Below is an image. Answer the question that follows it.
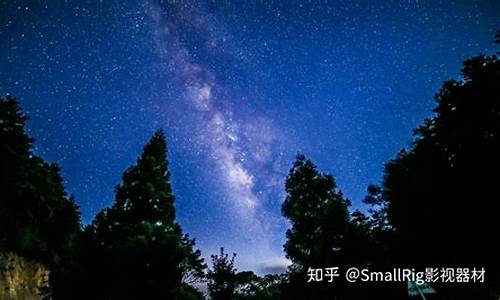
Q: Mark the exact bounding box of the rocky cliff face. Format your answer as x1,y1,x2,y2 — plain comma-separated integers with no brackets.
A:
0,252,50,300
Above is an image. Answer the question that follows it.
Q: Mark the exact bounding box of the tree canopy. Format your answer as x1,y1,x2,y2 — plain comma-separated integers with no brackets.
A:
81,130,205,299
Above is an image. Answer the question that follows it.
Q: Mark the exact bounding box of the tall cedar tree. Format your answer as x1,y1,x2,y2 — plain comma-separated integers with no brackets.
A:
83,130,204,299
371,54,500,299
0,96,81,297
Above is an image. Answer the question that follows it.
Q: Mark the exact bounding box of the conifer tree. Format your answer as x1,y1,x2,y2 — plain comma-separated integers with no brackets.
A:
86,130,204,299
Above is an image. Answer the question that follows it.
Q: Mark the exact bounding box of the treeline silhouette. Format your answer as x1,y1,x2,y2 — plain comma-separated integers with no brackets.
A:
1,42,499,299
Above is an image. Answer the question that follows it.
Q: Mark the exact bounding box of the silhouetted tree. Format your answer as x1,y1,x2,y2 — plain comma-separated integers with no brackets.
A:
83,130,205,299
281,155,406,299
207,248,239,300
282,155,350,268
207,247,287,300
369,54,500,299
0,96,81,298
281,155,352,298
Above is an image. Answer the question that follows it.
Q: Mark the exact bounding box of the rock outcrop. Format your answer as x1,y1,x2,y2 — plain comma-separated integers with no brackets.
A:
0,252,50,300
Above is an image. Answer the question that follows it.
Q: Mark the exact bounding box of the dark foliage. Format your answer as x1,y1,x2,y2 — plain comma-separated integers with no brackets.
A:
207,248,285,300
79,130,205,299
0,96,82,297
207,248,239,300
367,54,500,299
282,155,351,269
280,155,402,299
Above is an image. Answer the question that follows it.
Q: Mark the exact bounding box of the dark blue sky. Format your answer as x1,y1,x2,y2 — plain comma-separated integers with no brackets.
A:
1,0,499,273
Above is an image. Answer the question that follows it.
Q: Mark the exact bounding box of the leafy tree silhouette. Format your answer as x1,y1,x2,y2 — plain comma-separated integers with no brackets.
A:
281,154,353,299
207,248,239,300
207,247,275,300
0,96,81,298
282,155,350,268
367,54,500,299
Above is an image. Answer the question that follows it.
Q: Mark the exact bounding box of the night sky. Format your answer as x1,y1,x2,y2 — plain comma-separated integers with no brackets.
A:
1,0,499,273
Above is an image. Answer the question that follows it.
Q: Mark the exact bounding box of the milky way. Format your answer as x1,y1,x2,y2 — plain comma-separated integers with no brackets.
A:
147,0,289,270
1,0,498,273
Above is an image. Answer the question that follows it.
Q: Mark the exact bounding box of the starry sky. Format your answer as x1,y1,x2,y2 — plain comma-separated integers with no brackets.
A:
1,0,499,273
